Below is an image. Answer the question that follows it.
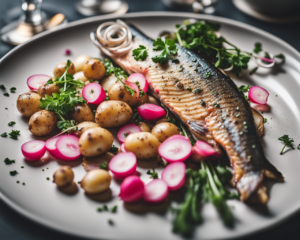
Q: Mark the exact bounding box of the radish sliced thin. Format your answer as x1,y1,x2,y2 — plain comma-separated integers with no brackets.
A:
194,140,217,158
137,104,166,121
127,73,149,93
120,143,127,152
55,135,80,161
125,81,140,103
119,175,145,202
248,86,269,105
45,136,61,159
109,152,137,179
161,162,186,191
117,124,141,143
143,179,168,203
21,140,46,161
82,82,106,105
27,74,51,91
158,137,192,163
167,134,189,141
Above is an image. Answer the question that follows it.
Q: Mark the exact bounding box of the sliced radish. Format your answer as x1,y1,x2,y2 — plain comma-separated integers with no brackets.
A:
109,152,137,179
82,82,106,105
127,73,149,93
27,74,51,91
190,146,204,162
119,175,145,202
166,134,189,141
194,140,217,158
45,136,61,159
125,81,140,103
158,137,192,163
21,140,46,161
117,124,141,143
143,179,168,203
55,135,80,161
137,104,166,121
120,143,127,152
161,162,186,191
248,86,269,105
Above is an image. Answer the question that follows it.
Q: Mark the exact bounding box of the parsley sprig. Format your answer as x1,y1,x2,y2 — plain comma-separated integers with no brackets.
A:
146,168,158,179
152,38,178,64
238,85,250,100
278,135,294,155
132,45,148,61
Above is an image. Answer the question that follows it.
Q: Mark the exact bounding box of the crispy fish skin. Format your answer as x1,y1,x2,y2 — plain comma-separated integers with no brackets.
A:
109,24,283,203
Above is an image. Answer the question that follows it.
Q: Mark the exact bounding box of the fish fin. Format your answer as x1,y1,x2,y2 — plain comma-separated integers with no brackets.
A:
264,160,284,181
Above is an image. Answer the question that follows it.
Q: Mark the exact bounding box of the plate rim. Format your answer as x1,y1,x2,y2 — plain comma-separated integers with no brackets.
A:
0,11,300,240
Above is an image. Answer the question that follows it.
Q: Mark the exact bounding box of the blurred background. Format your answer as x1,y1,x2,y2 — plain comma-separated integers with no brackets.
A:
0,0,300,239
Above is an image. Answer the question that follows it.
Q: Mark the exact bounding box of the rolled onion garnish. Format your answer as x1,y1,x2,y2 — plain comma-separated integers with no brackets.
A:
91,19,132,57
251,52,275,68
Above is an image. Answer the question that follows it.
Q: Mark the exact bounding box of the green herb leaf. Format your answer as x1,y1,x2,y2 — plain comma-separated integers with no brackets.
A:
132,45,148,61
108,219,114,225
110,145,118,152
4,158,15,165
100,162,108,170
103,205,108,211
10,170,18,176
9,130,20,139
111,205,118,213
206,72,211,78
1,132,7,137
152,38,178,64
297,144,300,150
238,85,250,93
249,67,258,75
278,135,294,155
10,87,16,93
264,118,267,123
133,108,142,122
253,42,262,53
0,85,5,90
3,93,9,97
146,168,159,179
8,121,16,127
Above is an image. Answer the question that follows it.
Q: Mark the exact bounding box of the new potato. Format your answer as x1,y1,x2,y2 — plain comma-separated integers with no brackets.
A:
74,55,91,72
138,122,151,132
83,59,105,80
95,100,133,128
81,169,111,194
29,110,57,136
73,121,100,138
79,127,113,157
73,71,88,83
38,83,60,98
70,104,95,123
16,92,41,117
124,132,161,159
53,166,74,188
53,62,75,78
108,82,139,106
151,122,180,142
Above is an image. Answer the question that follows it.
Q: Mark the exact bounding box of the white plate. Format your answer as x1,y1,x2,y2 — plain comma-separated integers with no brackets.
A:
0,12,300,240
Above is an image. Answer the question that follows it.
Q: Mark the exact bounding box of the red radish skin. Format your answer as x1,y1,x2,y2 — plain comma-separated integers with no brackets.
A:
117,124,141,143
158,137,192,163
161,162,186,191
27,74,51,91
194,140,217,158
109,152,137,179
45,136,61,159
137,104,166,121
55,135,80,161
127,73,149,93
166,135,189,141
248,86,269,105
190,146,204,162
21,140,46,161
82,83,106,105
119,175,145,202
125,81,140,103
120,143,127,152
143,179,168,203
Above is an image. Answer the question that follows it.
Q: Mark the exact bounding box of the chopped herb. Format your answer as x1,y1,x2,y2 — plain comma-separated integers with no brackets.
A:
46,177,50,180
178,65,184,72
5,108,8,110
3,93,9,96
139,90,145,98
9,130,20,139
178,98,181,101
97,207,102,212
238,85,250,93
103,205,108,211
100,162,108,170
298,144,300,150
157,159,168,167
194,88,201,94
152,38,178,64
133,108,142,122
211,91,215,94
172,58,180,63
124,133,129,137
206,72,211,78
89,79,93,83
275,53,285,62
8,121,16,127
249,67,258,75
10,170,18,176
187,87,192,91
278,135,294,155
1,132,7,137
110,145,118,152
4,158,15,164
253,42,262,53
264,118,267,123
42,169,44,171
0,84,5,90
146,168,159,179
108,219,114,225
21,166,24,168
22,182,25,186
104,90,109,100
132,45,148,61
10,87,16,93
111,205,118,213
16,181,20,184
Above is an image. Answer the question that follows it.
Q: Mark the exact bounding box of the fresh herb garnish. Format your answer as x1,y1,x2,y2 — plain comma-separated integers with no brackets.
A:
152,38,178,64
124,133,129,137
10,170,18,176
10,87,16,93
1,132,7,137
103,205,108,211
194,88,201,94
275,53,285,62
105,90,109,100
253,42,262,53
133,108,142,122
9,130,20,139
57,119,77,132
297,144,300,150
249,67,258,75
187,87,192,91
111,205,118,213
46,177,50,181
8,121,16,127
4,158,15,164
238,85,250,100
0,85,5,90
132,45,148,61
278,135,294,155
100,162,108,170
205,72,211,78
146,168,159,179
108,219,114,225
264,118,267,123
97,207,102,212
3,93,9,97
110,145,118,152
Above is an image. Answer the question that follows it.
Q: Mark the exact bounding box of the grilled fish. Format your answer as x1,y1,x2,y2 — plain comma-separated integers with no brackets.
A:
101,24,283,203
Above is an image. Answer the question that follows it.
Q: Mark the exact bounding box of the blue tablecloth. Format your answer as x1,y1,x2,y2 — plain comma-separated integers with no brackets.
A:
0,0,299,239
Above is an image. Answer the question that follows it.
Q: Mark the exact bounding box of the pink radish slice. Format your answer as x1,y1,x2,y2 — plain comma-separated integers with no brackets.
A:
55,135,80,161
125,81,140,103
137,104,166,121
82,82,106,105
194,140,217,158
120,143,127,152
143,179,168,203
190,146,204,162
21,140,46,161
166,134,189,141
158,137,192,163
248,86,269,105
127,73,149,93
119,175,145,202
27,74,51,91
109,152,137,179
161,162,186,191
117,124,141,143
45,136,61,159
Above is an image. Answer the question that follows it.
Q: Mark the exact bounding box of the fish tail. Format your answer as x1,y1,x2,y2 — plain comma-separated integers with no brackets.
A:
263,160,284,181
